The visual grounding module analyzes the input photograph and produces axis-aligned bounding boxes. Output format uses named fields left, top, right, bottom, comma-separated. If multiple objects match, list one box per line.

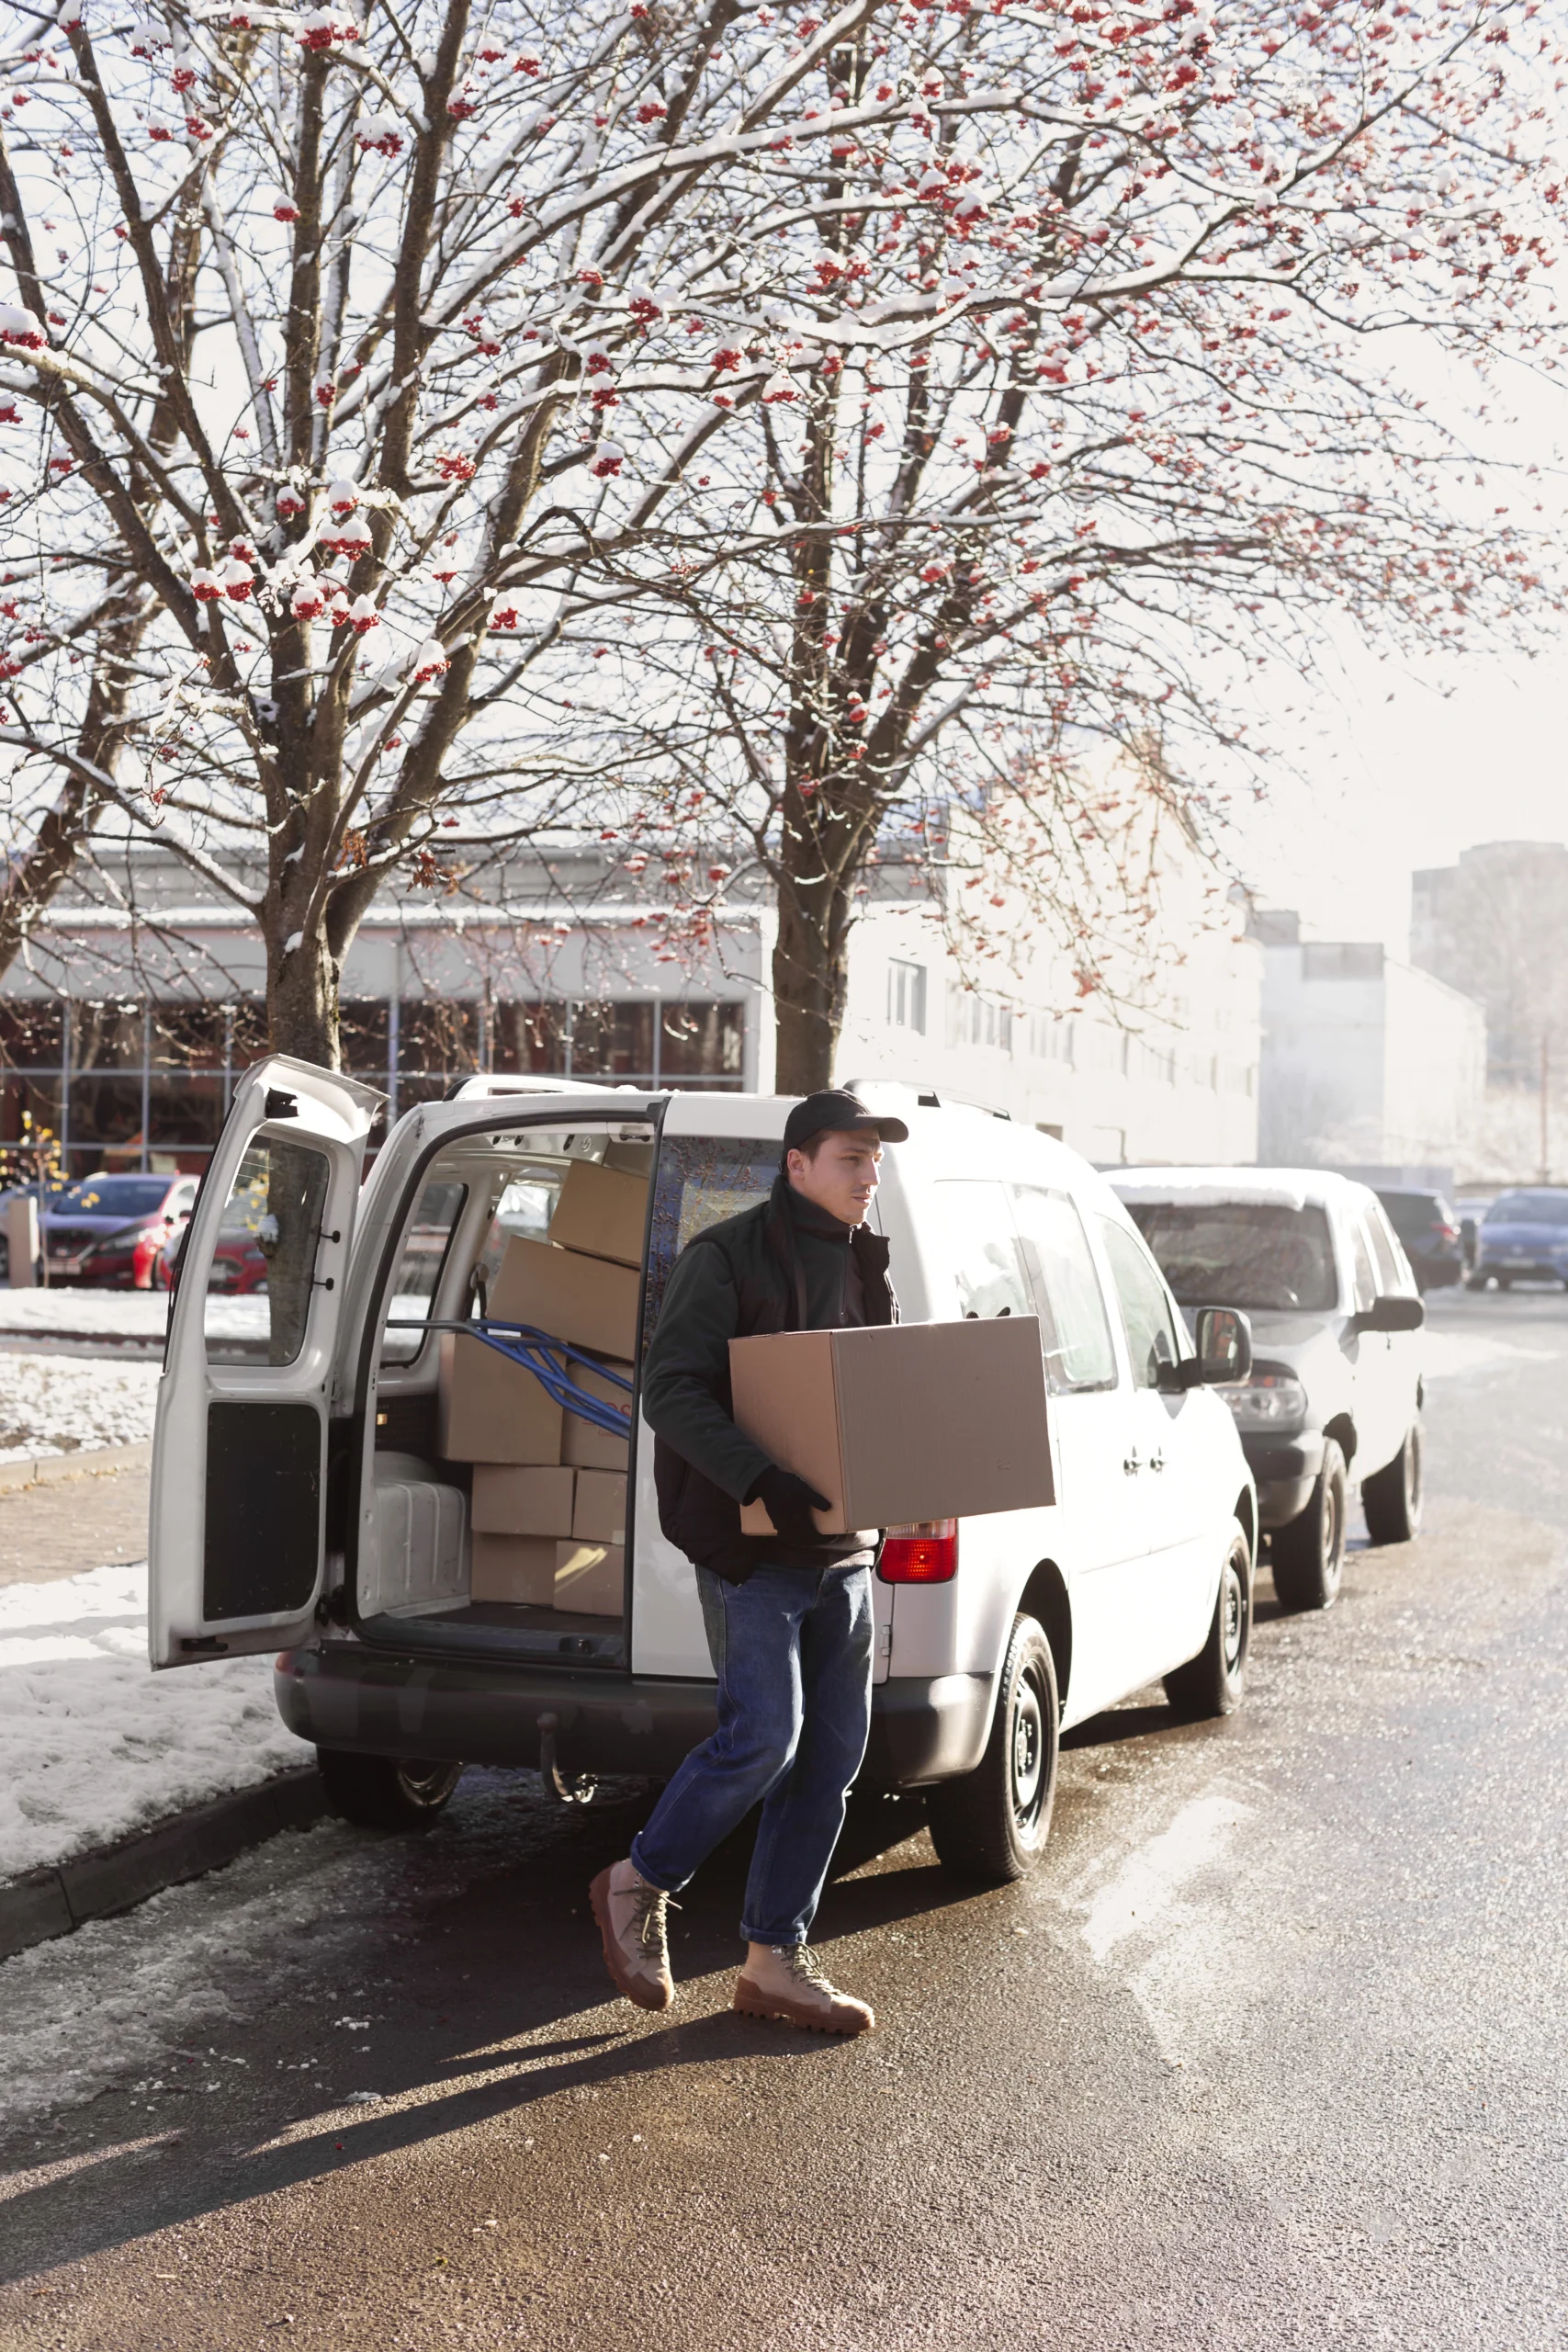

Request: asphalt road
left=2, top=1287, right=1565, bottom=2350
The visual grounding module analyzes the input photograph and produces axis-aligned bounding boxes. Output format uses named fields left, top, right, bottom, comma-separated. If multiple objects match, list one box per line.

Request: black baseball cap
left=782, top=1089, right=909, bottom=1151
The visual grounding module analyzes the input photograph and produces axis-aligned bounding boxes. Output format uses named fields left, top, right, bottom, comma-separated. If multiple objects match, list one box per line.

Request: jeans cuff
left=739, top=1920, right=810, bottom=1948
left=627, top=1835, right=683, bottom=1896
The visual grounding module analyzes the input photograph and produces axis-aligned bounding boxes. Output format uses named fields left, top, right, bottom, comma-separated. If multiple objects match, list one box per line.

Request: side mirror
left=1194, top=1305, right=1253, bottom=1385
left=1356, top=1293, right=1425, bottom=1334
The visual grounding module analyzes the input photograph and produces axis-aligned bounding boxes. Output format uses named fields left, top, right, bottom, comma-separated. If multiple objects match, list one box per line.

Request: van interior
left=357, top=1119, right=658, bottom=1665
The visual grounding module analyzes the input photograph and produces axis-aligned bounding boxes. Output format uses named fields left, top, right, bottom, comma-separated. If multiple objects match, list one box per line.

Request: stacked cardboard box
left=444, top=1155, right=642, bottom=1616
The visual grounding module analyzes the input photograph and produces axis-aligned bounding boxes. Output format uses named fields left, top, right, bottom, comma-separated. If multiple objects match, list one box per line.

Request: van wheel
left=316, top=1750, right=463, bottom=1831
left=1361, top=1419, right=1424, bottom=1546
left=1164, top=1526, right=1252, bottom=1719
left=926, top=1616, right=1058, bottom=1885
left=1270, top=1438, right=1347, bottom=1612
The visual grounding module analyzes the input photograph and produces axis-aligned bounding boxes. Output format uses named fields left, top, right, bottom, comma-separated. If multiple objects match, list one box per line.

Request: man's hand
left=747, top=1464, right=831, bottom=1544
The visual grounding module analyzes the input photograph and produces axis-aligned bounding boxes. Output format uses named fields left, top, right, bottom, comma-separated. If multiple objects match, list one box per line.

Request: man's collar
left=784, top=1183, right=857, bottom=1240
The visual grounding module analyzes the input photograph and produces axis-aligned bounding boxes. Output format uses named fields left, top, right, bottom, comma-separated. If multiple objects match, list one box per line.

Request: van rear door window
left=203, top=1136, right=330, bottom=1366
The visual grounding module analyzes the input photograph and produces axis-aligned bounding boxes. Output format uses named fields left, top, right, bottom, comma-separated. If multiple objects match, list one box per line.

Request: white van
left=149, top=1060, right=1258, bottom=1884
left=1110, top=1168, right=1426, bottom=1612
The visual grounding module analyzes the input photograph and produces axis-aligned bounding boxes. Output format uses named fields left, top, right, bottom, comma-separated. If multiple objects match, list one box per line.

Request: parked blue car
left=1469, top=1187, right=1568, bottom=1289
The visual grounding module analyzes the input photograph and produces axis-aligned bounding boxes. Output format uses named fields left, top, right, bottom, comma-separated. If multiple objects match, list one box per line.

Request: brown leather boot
left=733, top=1944, right=874, bottom=2036
left=589, top=1860, right=675, bottom=2012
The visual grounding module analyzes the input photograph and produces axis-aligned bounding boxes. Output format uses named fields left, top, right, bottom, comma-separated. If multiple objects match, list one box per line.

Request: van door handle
left=1122, top=1448, right=1142, bottom=1476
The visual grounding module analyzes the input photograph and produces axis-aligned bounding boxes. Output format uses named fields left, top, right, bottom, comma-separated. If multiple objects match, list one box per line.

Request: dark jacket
left=643, top=1174, right=897, bottom=1582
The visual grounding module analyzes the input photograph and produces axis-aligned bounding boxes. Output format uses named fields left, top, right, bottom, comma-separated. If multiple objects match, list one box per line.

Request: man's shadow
left=0, top=1779, right=960, bottom=2286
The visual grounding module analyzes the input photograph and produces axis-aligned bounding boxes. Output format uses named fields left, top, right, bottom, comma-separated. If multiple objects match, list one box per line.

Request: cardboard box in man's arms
left=730, top=1317, right=1052, bottom=1537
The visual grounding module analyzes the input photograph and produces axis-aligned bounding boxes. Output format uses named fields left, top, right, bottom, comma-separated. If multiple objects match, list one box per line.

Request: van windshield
left=1126, top=1201, right=1338, bottom=1312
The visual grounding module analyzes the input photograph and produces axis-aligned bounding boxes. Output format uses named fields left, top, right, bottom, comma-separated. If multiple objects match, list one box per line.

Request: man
left=589, top=1089, right=908, bottom=2037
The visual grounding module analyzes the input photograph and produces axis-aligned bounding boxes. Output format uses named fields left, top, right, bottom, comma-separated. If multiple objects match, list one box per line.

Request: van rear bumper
left=275, top=1645, right=994, bottom=1791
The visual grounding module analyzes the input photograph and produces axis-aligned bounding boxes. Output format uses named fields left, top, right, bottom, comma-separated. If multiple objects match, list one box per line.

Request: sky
left=1220, top=344, right=1568, bottom=962
left=1226, top=636, right=1568, bottom=959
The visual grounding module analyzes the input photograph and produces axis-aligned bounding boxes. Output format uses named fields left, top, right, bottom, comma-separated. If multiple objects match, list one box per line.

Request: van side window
left=1010, top=1185, right=1118, bottom=1392
left=379, top=1180, right=468, bottom=1365
left=1348, top=1219, right=1378, bottom=1314
left=1364, top=1205, right=1409, bottom=1296
left=931, top=1181, right=1033, bottom=1320
left=1097, top=1216, right=1184, bottom=1389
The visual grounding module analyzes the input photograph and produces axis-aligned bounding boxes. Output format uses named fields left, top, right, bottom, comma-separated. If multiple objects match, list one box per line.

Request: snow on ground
left=0, top=1559, right=310, bottom=1884
left=0, top=1817, right=379, bottom=2127
left=0, top=1289, right=171, bottom=1339
left=0, top=1288, right=270, bottom=1341
left=0, top=1351, right=161, bottom=1459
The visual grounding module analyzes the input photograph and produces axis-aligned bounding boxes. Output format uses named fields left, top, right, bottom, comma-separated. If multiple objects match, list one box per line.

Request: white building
left=1255, top=913, right=1485, bottom=1185
left=0, top=831, right=1262, bottom=1176
left=839, top=894, right=1260, bottom=1164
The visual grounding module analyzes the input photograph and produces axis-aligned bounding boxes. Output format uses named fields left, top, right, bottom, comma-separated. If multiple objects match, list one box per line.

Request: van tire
left=1270, top=1437, right=1347, bottom=1612
left=926, top=1616, right=1058, bottom=1885
left=1361, top=1419, right=1424, bottom=1546
left=316, top=1749, right=463, bottom=1831
left=1164, top=1525, right=1252, bottom=1719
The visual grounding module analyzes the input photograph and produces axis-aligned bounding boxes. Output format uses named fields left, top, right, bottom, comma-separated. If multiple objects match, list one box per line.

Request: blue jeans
left=629, top=1561, right=874, bottom=1947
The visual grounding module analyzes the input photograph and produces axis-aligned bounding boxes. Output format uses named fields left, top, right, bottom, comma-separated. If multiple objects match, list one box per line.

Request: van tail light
left=878, top=1519, right=958, bottom=1583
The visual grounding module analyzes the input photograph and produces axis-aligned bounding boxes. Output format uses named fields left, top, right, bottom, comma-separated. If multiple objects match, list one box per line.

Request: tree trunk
left=772, top=854, right=854, bottom=1094
left=266, top=924, right=343, bottom=1068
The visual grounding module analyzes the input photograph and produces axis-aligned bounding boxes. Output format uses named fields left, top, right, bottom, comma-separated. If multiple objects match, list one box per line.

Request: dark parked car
left=41, top=1171, right=199, bottom=1288
left=1470, top=1186, right=1568, bottom=1289
left=1375, top=1189, right=1464, bottom=1293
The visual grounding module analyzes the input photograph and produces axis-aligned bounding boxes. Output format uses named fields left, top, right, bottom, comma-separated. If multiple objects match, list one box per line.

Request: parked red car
left=41, top=1172, right=199, bottom=1289
left=156, top=1188, right=270, bottom=1293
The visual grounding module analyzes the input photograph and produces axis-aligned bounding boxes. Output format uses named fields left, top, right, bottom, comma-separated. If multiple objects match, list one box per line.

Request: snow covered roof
left=1107, top=1167, right=1360, bottom=1212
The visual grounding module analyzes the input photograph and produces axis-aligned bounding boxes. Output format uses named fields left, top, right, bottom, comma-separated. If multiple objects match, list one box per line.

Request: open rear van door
left=149, top=1054, right=384, bottom=1668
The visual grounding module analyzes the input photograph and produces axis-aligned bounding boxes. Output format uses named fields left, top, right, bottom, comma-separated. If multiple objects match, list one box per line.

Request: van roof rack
left=444, top=1074, right=651, bottom=1101
left=914, top=1089, right=1012, bottom=1121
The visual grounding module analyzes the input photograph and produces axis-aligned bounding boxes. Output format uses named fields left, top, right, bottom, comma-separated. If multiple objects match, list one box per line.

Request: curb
left=0, top=1439, right=152, bottom=1495
left=0, top=1769, right=326, bottom=1964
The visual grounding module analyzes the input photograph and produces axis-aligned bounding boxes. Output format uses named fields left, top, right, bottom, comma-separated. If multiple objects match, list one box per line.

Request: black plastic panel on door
left=202, top=1399, right=322, bottom=1621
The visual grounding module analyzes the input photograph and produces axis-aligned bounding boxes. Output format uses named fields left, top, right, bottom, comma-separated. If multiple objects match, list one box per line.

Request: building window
left=886, top=960, right=927, bottom=1035
left=947, top=985, right=1013, bottom=1055
left=0, top=988, right=749, bottom=1177
left=1028, top=1012, right=1074, bottom=1065
left=491, top=999, right=743, bottom=1089
left=1303, top=943, right=1382, bottom=983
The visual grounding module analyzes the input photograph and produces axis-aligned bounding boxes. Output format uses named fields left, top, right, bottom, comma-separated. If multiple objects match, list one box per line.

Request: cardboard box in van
left=471, top=1532, right=559, bottom=1607
left=438, top=1329, right=564, bottom=1465
left=547, top=1157, right=649, bottom=1268
left=730, top=1316, right=1052, bottom=1537
left=555, top=1538, right=623, bottom=1616
left=471, top=1463, right=576, bottom=1538
left=491, top=1236, right=641, bottom=1361
left=561, top=1356, right=635, bottom=1471
left=571, top=1469, right=626, bottom=1545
